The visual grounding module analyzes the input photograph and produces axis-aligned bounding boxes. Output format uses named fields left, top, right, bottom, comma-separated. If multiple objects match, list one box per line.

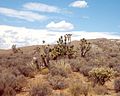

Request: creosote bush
left=49, top=60, right=71, bottom=78
left=0, top=72, right=26, bottom=96
left=69, top=79, right=89, bottom=96
left=89, top=67, right=115, bottom=86
left=47, top=75, right=68, bottom=90
left=93, top=85, right=108, bottom=95
left=29, top=80, right=52, bottom=96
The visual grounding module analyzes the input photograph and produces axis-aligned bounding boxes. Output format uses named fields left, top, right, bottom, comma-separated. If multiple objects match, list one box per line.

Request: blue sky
left=0, top=0, right=120, bottom=32
left=0, top=0, right=120, bottom=48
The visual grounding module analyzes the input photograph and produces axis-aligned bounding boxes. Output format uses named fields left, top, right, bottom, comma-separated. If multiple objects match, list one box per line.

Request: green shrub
left=89, top=67, right=115, bottom=86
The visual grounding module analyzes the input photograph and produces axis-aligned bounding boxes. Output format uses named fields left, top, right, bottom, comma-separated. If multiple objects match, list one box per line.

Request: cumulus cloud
left=70, top=0, right=88, bottom=8
left=0, top=25, right=120, bottom=49
left=0, top=7, right=46, bottom=22
left=23, top=2, right=60, bottom=13
left=46, top=20, right=74, bottom=31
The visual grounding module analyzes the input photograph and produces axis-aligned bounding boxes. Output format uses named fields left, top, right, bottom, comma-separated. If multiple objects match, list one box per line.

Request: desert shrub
left=18, top=65, right=35, bottom=78
left=0, top=72, right=26, bottom=96
left=40, top=68, right=49, bottom=75
left=14, top=75, right=27, bottom=92
left=89, top=67, right=115, bottom=86
left=116, top=92, right=120, bottom=96
left=49, top=60, right=71, bottom=78
left=113, top=66, right=120, bottom=77
left=79, top=65, right=93, bottom=76
left=48, top=75, right=68, bottom=90
left=93, top=85, right=108, bottom=95
left=52, top=92, right=70, bottom=96
left=29, top=80, right=52, bottom=96
left=69, top=79, right=89, bottom=96
left=2, top=87, right=16, bottom=96
left=70, top=58, right=87, bottom=72
left=114, top=78, right=120, bottom=93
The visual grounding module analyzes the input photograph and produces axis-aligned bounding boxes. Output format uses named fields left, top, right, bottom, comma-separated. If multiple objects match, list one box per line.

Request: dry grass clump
left=69, top=79, right=89, bottom=96
left=29, top=79, right=52, bottom=96
left=49, top=60, right=71, bottom=78
left=47, top=75, right=68, bottom=90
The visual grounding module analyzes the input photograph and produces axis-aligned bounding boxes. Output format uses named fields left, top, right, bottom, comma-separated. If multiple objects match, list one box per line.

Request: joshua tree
left=66, top=34, right=72, bottom=43
left=50, top=35, right=75, bottom=60
left=79, top=38, right=91, bottom=57
left=12, top=45, right=18, bottom=53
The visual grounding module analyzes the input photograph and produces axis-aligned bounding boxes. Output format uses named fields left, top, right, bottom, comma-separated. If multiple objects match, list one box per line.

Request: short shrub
left=70, top=58, right=87, bottom=72
left=40, top=68, right=49, bottom=75
left=18, top=65, right=35, bottom=78
left=0, top=72, right=26, bottom=96
left=93, top=85, right=108, bottom=95
left=52, top=92, right=70, bottom=96
left=79, top=65, right=93, bottom=76
left=49, top=60, right=71, bottom=78
left=29, top=80, right=52, bottom=96
left=114, top=78, right=120, bottom=93
left=2, top=87, right=16, bottom=96
left=48, top=75, right=68, bottom=90
left=89, top=67, right=115, bottom=86
left=69, top=79, right=89, bottom=96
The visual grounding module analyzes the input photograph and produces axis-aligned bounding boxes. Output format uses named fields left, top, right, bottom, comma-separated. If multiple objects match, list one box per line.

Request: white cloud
left=46, top=20, right=74, bottom=31
left=23, top=2, right=60, bottom=13
left=0, top=25, right=120, bottom=49
left=0, top=7, right=46, bottom=22
left=70, top=0, right=88, bottom=8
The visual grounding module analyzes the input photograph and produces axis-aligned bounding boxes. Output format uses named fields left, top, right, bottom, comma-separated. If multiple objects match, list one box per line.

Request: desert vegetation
left=0, top=35, right=120, bottom=96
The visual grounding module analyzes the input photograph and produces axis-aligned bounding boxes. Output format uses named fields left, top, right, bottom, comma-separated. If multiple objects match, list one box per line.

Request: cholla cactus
left=79, top=38, right=91, bottom=57
left=89, top=67, right=116, bottom=86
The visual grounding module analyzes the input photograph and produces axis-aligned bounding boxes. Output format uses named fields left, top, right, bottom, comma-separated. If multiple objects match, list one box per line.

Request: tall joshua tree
left=79, top=38, right=91, bottom=57
left=66, top=34, right=72, bottom=43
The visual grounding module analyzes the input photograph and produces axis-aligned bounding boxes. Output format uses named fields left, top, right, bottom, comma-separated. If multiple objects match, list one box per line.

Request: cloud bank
left=0, top=25, right=120, bottom=49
